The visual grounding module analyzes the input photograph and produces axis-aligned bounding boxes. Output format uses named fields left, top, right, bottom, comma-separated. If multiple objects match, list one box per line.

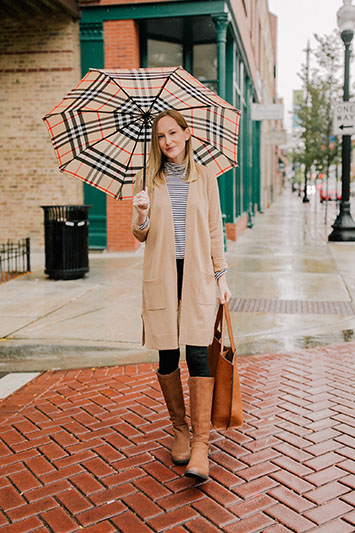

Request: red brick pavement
left=0, top=341, right=354, bottom=532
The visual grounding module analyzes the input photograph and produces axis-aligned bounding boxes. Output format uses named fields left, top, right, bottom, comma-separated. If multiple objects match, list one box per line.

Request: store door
left=80, top=22, right=107, bottom=249
left=84, top=185, right=107, bottom=249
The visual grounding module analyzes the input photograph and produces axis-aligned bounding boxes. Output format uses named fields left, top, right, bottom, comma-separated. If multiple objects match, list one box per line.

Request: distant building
left=1, top=0, right=284, bottom=251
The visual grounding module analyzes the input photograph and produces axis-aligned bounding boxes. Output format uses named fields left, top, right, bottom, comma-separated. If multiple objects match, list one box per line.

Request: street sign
left=333, top=101, right=355, bottom=135
left=251, top=103, right=284, bottom=121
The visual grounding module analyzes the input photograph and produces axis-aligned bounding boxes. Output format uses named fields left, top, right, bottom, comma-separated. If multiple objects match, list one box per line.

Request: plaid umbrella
left=43, top=66, right=241, bottom=200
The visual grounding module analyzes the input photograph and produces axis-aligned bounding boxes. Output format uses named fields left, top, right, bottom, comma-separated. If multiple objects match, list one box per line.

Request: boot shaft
left=156, top=368, right=190, bottom=465
left=189, top=377, right=215, bottom=443
left=156, top=368, right=187, bottom=426
left=185, top=376, right=215, bottom=481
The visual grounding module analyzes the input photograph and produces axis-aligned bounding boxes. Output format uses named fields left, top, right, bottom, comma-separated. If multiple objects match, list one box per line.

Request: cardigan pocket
left=198, top=271, right=217, bottom=305
left=143, top=278, right=166, bottom=310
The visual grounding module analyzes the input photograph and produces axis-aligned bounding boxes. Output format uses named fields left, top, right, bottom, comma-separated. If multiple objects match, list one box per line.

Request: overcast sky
left=268, top=0, right=346, bottom=131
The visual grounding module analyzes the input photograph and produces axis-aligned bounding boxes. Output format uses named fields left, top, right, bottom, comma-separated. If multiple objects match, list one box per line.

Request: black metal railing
left=0, top=238, right=31, bottom=282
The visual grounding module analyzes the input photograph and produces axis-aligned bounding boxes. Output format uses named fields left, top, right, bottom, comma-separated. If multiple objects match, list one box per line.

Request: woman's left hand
left=217, top=274, right=232, bottom=304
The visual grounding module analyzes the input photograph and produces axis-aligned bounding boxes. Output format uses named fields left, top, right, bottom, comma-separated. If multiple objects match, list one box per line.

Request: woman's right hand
left=133, top=188, right=150, bottom=225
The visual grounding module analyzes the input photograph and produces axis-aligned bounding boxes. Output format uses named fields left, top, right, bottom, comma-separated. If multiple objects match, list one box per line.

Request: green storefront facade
left=80, top=0, right=261, bottom=248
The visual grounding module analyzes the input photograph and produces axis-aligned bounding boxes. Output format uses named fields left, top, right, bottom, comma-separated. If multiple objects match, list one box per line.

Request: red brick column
left=105, top=20, right=140, bottom=251
left=226, top=213, right=248, bottom=241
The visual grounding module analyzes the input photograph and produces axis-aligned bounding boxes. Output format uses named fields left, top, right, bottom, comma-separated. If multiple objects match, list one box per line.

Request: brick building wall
left=0, top=16, right=82, bottom=250
left=105, top=20, right=141, bottom=251
left=226, top=214, right=248, bottom=241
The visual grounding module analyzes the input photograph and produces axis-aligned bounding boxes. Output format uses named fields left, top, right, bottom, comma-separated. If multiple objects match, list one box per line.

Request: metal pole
left=336, top=137, right=340, bottom=209
left=143, top=118, right=148, bottom=191
left=342, top=30, right=351, bottom=205
left=303, top=41, right=311, bottom=203
left=26, top=237, right=31, bottom=273
left=329, top=29, right=355, bottom=240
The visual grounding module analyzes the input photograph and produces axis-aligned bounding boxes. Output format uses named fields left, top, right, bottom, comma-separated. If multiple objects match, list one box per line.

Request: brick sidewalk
left=0, top=342, right=355, bottom=532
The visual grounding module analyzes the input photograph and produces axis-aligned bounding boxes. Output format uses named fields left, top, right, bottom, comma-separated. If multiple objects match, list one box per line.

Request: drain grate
left=229, top=298, right=355, bottom=316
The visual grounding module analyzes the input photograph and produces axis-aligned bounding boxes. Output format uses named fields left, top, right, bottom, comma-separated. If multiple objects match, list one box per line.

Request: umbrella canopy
left=43, top=66, right=241, bottom=200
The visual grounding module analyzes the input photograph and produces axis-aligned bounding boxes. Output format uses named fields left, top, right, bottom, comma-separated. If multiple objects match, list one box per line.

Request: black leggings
left=158, top=259, right=210, bottom=377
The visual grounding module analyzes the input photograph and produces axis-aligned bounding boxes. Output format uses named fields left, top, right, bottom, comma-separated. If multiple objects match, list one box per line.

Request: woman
left=131, top=109, right=231, bottom=480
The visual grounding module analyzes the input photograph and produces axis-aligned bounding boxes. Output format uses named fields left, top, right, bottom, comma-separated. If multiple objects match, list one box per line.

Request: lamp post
left=303, top=41, right=311, bottom=204
left=329, top=0, right=355, bottom=241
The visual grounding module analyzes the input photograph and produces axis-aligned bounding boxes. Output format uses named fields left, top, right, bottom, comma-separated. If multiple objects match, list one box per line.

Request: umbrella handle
left=143, top=121, right=148, bottom=191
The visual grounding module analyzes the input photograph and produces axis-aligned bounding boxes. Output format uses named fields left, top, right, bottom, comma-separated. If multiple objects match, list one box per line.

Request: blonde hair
left=145, top=109, right=201, bottom=191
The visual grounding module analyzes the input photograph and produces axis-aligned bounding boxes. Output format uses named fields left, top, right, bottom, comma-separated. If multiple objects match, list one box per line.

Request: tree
left=293, top=31, right=342, bottom=185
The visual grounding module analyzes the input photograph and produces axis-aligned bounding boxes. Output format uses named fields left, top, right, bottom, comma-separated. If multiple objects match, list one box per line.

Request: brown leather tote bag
left=208, top=303, right=243, bottom=430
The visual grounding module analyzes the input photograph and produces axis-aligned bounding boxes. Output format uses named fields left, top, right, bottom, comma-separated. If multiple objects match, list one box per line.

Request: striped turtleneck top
left=138, top=162, right=227, bottom=280
left=165, top=161, right=189, bottom=259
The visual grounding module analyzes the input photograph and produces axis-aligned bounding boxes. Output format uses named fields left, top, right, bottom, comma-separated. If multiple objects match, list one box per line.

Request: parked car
left=319, top=188, right=341, bottom=202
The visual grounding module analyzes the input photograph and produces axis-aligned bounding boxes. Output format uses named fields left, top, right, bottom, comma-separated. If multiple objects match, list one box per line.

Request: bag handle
left=220, top=302, right=236, bottom=354
left=213, top=303, right=223, bottom=333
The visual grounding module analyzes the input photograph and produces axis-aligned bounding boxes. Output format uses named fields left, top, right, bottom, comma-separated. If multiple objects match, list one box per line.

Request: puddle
left=237, top=328, right=355, bottom=356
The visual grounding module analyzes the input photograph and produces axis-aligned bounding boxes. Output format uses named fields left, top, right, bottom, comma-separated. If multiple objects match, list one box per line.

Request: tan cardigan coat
left=131, top=165, right=227, bottom=350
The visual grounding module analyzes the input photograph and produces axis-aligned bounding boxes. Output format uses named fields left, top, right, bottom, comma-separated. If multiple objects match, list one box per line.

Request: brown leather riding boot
left=185, top=376, right=214, bottom=480
left=156, top=368, right=190, bottom=465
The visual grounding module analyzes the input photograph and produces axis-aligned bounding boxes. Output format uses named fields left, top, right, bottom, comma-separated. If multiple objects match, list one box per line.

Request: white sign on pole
left=265, top=130, right=287, bottom=145
left=333, top=101, right=355, bottom=135
left=251, top=103, right=284, bottom=121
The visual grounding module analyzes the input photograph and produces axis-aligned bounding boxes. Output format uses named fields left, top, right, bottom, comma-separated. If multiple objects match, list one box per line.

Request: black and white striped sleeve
left=215, top=269, right=227, bottom=280
left=138, top=217, right=150, bottom=230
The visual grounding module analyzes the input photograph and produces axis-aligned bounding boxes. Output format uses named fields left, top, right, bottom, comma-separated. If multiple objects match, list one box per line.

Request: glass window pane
left=240, top=61, right=244, bottom=102
left=147, top=39, right=183, bottom=68
left=193, top=43, right=217, bottom=81
left=202, top=81, right=218, bottom=93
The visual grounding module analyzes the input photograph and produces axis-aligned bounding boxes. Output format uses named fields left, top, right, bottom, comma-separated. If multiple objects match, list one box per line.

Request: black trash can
left=41, top=205, right=91, bottom=280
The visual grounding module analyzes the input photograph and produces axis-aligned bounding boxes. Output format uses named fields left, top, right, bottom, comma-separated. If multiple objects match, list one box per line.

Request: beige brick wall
left=0, top=16, right=83, bottom=250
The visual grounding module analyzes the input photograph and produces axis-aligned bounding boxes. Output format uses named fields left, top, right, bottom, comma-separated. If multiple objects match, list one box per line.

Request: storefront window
left=147, top=39, right=183, bottom=67
left=193, top=43, right=217, bottom=92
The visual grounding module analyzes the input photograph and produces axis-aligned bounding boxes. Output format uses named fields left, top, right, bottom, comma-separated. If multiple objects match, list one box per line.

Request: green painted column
left=242, top=79, right=250, bottom=214
left=80, top=21, right=104, bottom=77
left=249, top=83, right=255, bottom=216
left=235, top=56, right=242, bottom=219
left=252, top=119, right=261, bottom=212
left=247, top=80, right=253, bottom=218
left=225, top=33, right=235, bottom=223
left=214, top=13, right=229, bottom=100
left=80, top=21, right=107, bottom=249
left=213, top=13, right=229, bottom=246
